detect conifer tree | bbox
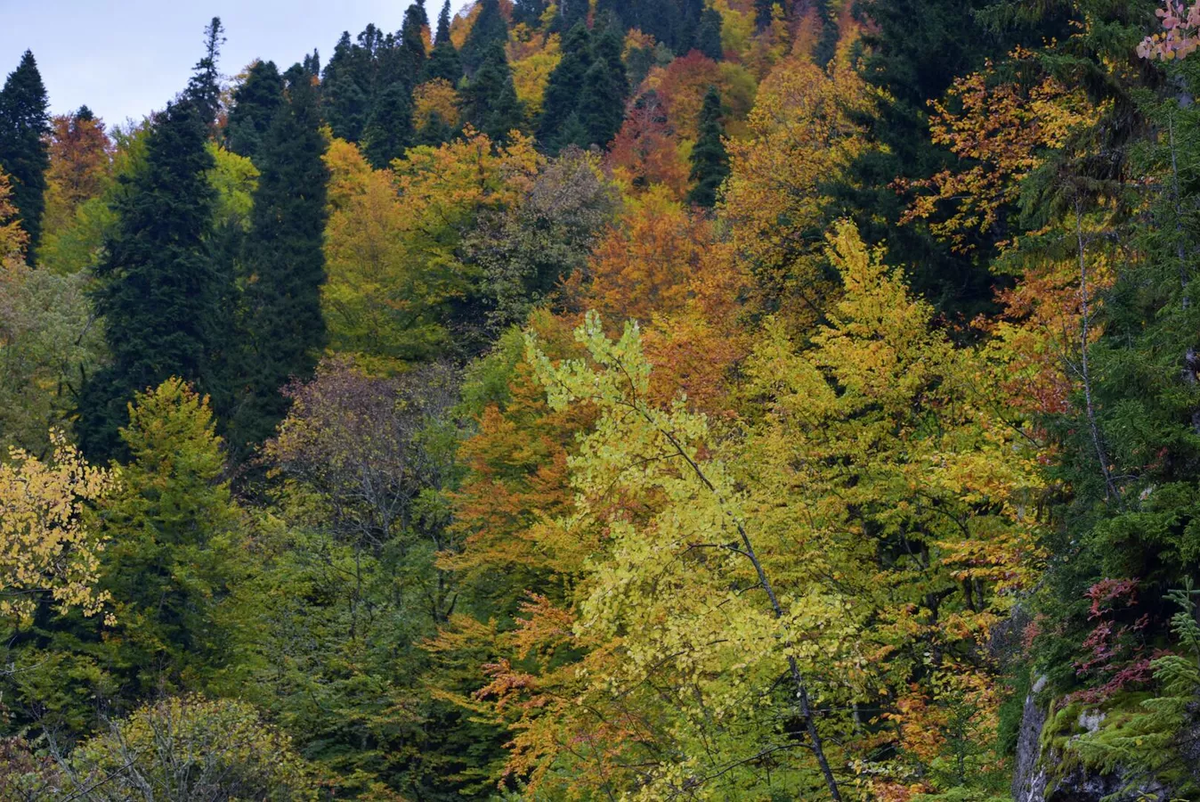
[322,32,370,141]
[462,41,524,143]
[302,49,321,76]
[579,60,624,148]
[556,0,589,32]
[77,98,220,459]
[231,65,329,452]
[187,18,226,127]
[225,60,284,163]
[697,7,724,60]
[417,110,454,146]
[425,0,464,84]
[538,23,592,149]
[0,51,50,257]
[399,1,430,88]
[687,85,729,208]
[513,0,548,26]
[363,81,415,168]
[460,0,508,77]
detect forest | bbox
[2,0,1200,798]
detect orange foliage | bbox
[606,89,690,198]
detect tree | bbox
[537,23,592,150]
[42,108,113,241]
[0,168,27,260]
[425,0,464,84]
[186,18,226,127]
[460,0,509,77]
[0,431,116,629]
[462,42,525,143]
[232,65,329,452]
[77,96,222,460]
[321,32,370,142]
[363,80,415,168]
[697,6,724,60]
[61,697,316,801]
[686,84,729,207]
[399,1,431,88]
[0,51,50,257]
[225,59,284,162]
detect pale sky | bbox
[0,0,475,127]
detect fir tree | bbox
[513,0,548,26]
[463,42,524,143]
[231,65,329,453]
[424,1,463,84]
[77,98,221,459]
[225,60,284,163]
[460,0,508,77]
[555,0,589,32]
[754,0,778,30]
[302,49,321,77]
[322,32,370,142]
[399,1,430,89]
[687,85,729,208]
[537,23,592,149]
[0,50,50,257]
[579,60,624,148]
[553,111,590,152]
[697,7,724,60]
[363,81,415,168]
[187,18,226,127]
[417,110,454,146]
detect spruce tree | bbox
[553,112,590,152]
[578,60,623,148]
[231,65,329,452]
[225,60,284,163]
[399,1,430,88]
[0,51,50,257]
[513,0,548,26]
[363,81,415,168]
[462,41,524,143]
[424,1,464,84]
[697,7,724,60]
[417,110,454,146]
[460,0,509,77]
[555,0,589,32]
[186,18,226,127]
[77,97,220,459]
[322,32,370,141]
[687,85,729,208]
[302,49,321,77]
[537,23,592,149]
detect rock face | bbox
[1011,680,1171,802]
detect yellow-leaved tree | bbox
[0,431,117,627]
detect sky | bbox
[1,0,474,127]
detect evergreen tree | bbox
[77,98,220,459]
[0,51,49,258]
[754,0,778,30]
[363,81,415,168]
[424,1,463,84]
[186,18,226,127]
[417,110,455,146]
[513,0,548,26]
[399,1,430,89]
[303,49,321,77]
[678,0,704,53]
[225,60,284,163]
[462,42,524,143]
[553,111,590,152]
[556,0,589,32]
[322,32,370,141]
[697,7,724,60]
[687,85,729,208]
[460,0,508,77]
[231,65,329,453]
[537,23,592,149]
[579,60,624,148]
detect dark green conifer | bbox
[424,1,463,84]
[0,50,50,257]
[363,81,415,168]
[399,1,430,88]
[697,7,724,60]
[77,98,220,458]
[687,85,729,208]
[552,112,590,152]
[417,110,455,146]
[513,0,548,26]
[231,65,329,453]
[578,60,623,148]
[225,60,284,163]
[460,0,509,77]
[322,32,371,141]
[186,18,226,127]
[303,49,321,76]
[462,42,524,143]
[537,23,592,149]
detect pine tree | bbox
[687,85,729,208]
[462,42,524,143]
[461,0,509,77]
[424,1,463,84]
[225,60,284,163]
[697,7,724,60]
[231,65,329,452]
[363,81,415,168]
[322,32,370,141]
[187,18,226,127]
[77,98,220,459]
[537,23,592,149]
[0,51,50,257]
